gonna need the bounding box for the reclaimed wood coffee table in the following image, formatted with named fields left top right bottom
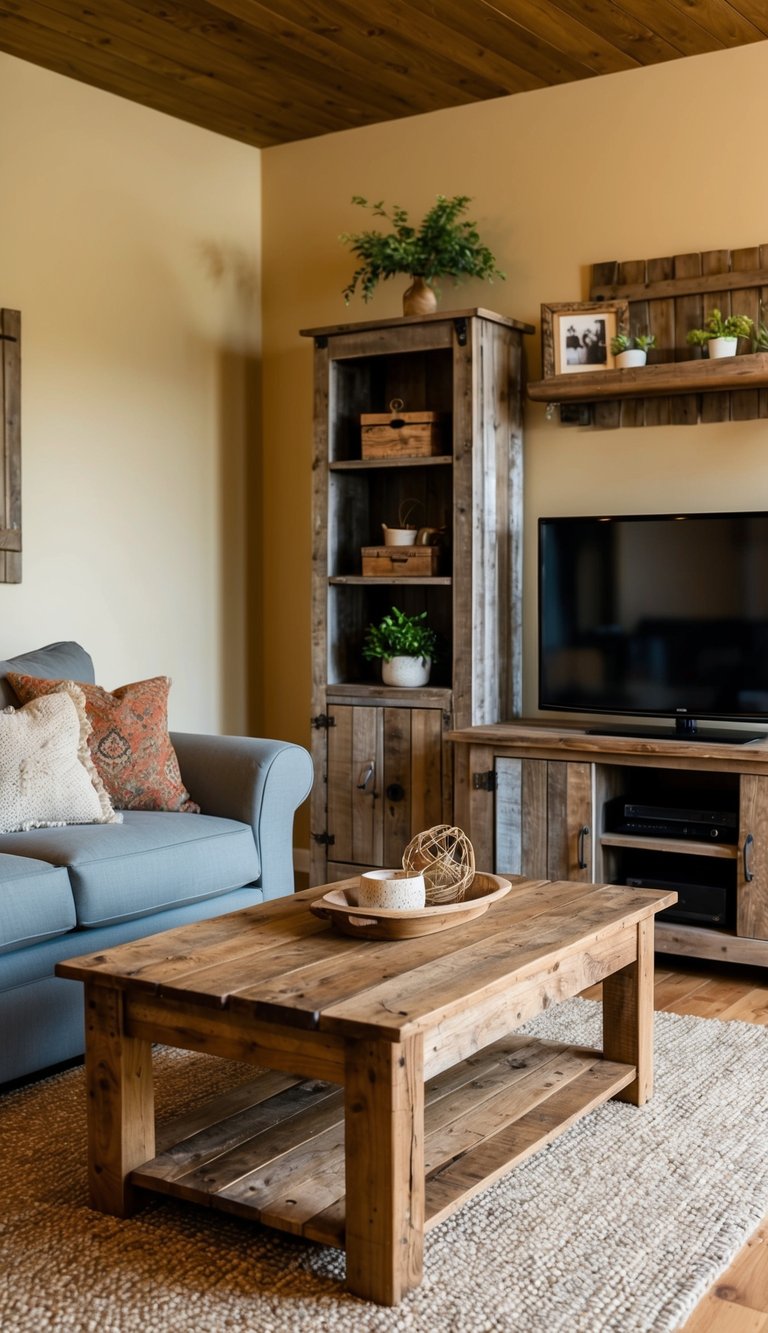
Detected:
left=56, top=876, right=674, bottom=1306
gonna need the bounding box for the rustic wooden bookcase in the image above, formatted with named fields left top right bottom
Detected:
left=450, top=720, right=768, bottom=968
left=302, top=308, right=532, bottom=886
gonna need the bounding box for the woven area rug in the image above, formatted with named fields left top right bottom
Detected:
left=1, top=998, right=767, bottom=1333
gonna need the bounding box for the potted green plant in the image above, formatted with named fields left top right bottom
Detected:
left=340, top=194, right=504, bottom=315
left=610, top=332, right=656, bottom=370
left=752, top=320, right=768, bottom=353
left=686, top=308, right=754, bottom=359
left=362, top=606, right=439, bottom=686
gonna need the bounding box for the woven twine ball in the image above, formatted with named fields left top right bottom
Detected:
left=401, top=824, right=475, bottom=904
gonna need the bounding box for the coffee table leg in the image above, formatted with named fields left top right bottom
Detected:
left=602, top=916, right=655, bottom=1105
left=84, top=982, right=155, bottom=1216
left=344, top=1033, right=425, bottom=1305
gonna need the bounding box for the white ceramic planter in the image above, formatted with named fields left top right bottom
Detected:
left=614, top=348, right=647, bottom=370
left=381, top=525, right=418, bottom=547
left=707, top=336, right=738, bottom=359
left=382, top=655, right=431, bottom=687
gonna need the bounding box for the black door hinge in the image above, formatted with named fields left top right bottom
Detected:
left=472, top=770, right=497, bottom=792
left=311, top=831, right=335, bottom=846
left=454, top=316, right=468, bottom=347
left=311, top=713, right=336, bottom=729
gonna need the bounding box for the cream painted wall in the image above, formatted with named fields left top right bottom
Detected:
left=0, top=55, right=261, bottom=734
left=261, top=41, right=768, bottom=831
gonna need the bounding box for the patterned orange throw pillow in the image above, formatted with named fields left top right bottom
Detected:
left=7, top=674, right=199, bottom=813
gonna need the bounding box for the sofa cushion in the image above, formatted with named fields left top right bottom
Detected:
left=0, top=686, right=120, bottom=834
left=0, top=853, right=76, bottom=953
left=8, top=674, right=199, bottom=814
left=0, top=641, right=94, bottom=710
left=0, top=811, right=260, bottom=926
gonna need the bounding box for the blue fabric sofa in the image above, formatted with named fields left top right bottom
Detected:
left=0, top=641, right=313, bottom=1085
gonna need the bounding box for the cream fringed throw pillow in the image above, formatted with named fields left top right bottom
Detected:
left=0, top=683, right=120, bottom=833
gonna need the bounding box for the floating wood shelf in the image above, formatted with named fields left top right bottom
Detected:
left=536, top=244, right=768, bottom=427
left=528, top=352, right=768, bottom=404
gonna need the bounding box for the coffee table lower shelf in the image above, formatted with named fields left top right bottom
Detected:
left=131, top=1032, right=634, bottom=1247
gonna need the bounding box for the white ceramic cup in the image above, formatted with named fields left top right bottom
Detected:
left=354, top=869, right=426, bottom=911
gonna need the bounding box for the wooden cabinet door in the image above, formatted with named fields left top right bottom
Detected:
left=327, top=704, right=448, bottom=873
left=737, top=773, right=768, bottom=940
left=327, top=705, right=383, bottom=869
left=496, top=758, right=593, bottom=881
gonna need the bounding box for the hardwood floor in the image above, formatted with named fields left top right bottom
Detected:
left=583, top=956, right=768, bottom=1330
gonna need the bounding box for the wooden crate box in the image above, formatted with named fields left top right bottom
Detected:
left=361, top=544, right=441, bottom=576
left=361, top=408, right=444, bottom=459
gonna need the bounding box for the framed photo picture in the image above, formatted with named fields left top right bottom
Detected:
left=541, top=301, right=629, bottom=377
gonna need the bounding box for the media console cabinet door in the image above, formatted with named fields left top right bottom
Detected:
left=496, top=758, right=592, bottom=880
left=737, top=773, right=768, bottom=939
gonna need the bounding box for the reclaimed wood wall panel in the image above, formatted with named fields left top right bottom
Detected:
left=586, top=246, right=768, bottom=427
left=0, top=309, right=21, bottom=584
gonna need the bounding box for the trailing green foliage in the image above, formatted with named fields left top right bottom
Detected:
left=610, top=332, right=656, bottom=355
left=362, top=607, right=439, bottom=664
left=686, top=308, right=754, bottom=346
left=340, top=195, right=504, bottom=304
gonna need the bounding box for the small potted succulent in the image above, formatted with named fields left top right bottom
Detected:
left=686, top=308, right=754, bottom=359
left=752, top=319, right=768, bottom=353
left=610, top=332, right=656, bottom=370
left=363, top=607, right=438, bottom=687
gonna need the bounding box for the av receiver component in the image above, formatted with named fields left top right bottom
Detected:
left=605, top=798, right=737, bottom=843
left=626, top=876, right=730, bottom=926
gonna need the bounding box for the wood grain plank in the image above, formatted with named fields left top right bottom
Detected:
left=522, top=757, right=549, bottom=876
left=344, top=1034, right=425, bottom=1305
left=56, top=890, right=329, bottom=986
left=618, top=0, right=757, bottom=54
left=128, top=994, right=348, bottom=1080
left=620, top=259, right=648, bottom=427
left=644, top=254, right=674, bottom=426
left=144, top=1077, right=336, bottom=1182
left=482, top=0, right=641, bottom=74
left=759, top=242, right=768, bottom=419
left=319, top=889, right=672, bottom=1040
left=84, top=982, right=154, bottom=1217
left=730, top=245, right=762, bottom=420
left=602, top=916, right=655, bottom=1104
left=590, top=260, right=621, bottom=429
left=382, top=706, right=411, bottom=865
left=410, top=707, right=444, bottom=833
left=671, top=251, right=703, bottom=425
left=0, top=309, right=21, bottom=583
left=424, top=1057, right=634, bottom=1227
left=591, top=264, right=768, bottom=303
left=229, top=878, right=601, bottom=1025
left=700, top=248, right=732, bottom=424
left=738, top=774, right=768, bottom=939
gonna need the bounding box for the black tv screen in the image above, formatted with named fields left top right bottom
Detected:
left=538, top=512, right=768, bottom=739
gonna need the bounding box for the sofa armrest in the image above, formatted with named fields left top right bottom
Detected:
left=170, top=733, right=312, bottom=900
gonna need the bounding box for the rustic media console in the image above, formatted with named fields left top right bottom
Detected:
left=451, top=721, right=768, bottom=969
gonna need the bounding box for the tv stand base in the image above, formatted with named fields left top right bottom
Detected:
left=586, top=724, right=767, bottom=745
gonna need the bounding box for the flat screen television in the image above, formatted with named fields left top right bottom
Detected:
left=538, top=511, right=768, bottom=743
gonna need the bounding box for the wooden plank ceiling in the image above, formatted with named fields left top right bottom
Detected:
left=1, top=1, right=767, bottom=148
